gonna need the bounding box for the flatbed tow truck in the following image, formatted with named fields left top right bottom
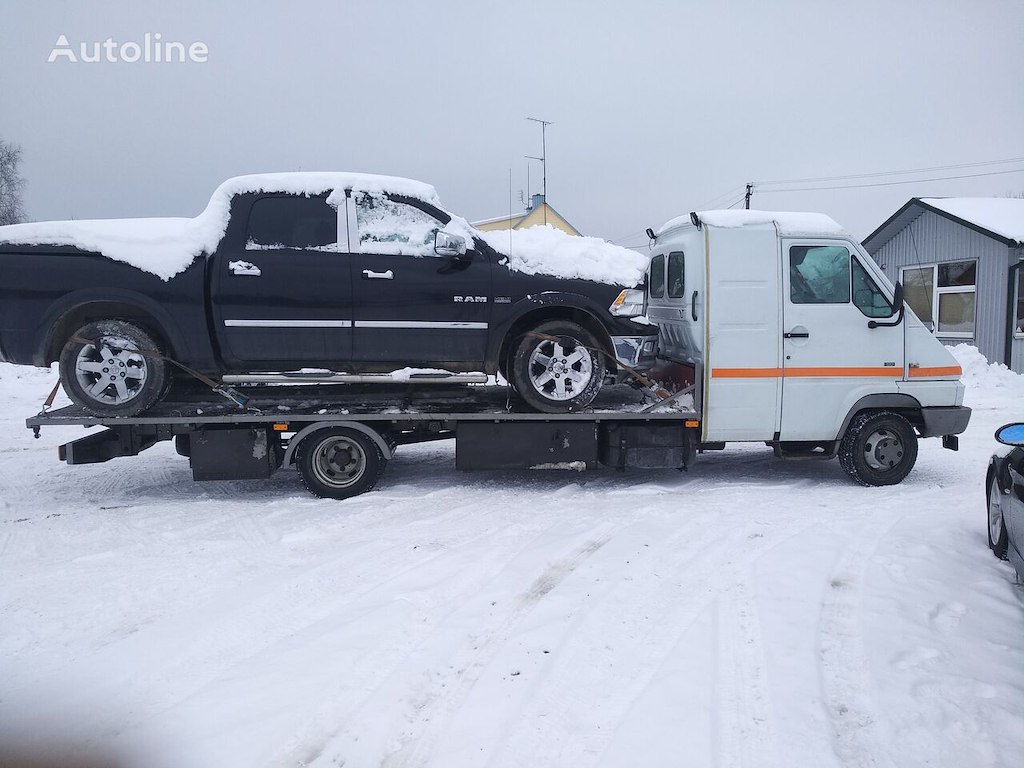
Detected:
left=27, top=380, right=701, bottom=499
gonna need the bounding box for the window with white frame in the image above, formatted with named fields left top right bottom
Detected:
left=1015, top=270, right=1024, bottom=338
left=900, top=261, right=976, bottom=338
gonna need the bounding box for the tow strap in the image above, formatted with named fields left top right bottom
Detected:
left=69, top=334, right=252, bottom=409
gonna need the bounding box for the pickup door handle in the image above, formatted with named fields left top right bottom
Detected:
left=362, top=269, right=394, bottom=280
left=784, top=331, right=810, bottom=339
left=228, top=260, right=261, bottom=276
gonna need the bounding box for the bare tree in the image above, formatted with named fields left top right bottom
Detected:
left=0, top=140, right=26, bottom=225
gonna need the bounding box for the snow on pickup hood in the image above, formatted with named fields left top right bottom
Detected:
left=480, top=225, right=648, bottom=288
left=0, top=173, right=443, bottom=281
left=0, top=172, right=648, bottom=287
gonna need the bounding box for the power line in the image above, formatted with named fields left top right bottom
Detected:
left=756, top=167, right=1024, bottom=193
left=754, top=156, right=1024, bottom=186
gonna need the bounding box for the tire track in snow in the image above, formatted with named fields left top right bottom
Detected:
left=461, top=502, right=814, bottom=768
left=817, top=514, right=901, bottom=768
left=713, top=574, right=781, bottom=768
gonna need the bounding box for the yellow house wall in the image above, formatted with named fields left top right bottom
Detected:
left=474, top=215, right=526, bottom=232
left=515, top=204, right=580, bottom=235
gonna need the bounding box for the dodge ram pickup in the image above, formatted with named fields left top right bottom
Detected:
left=0, top=173, right=656, bottom=416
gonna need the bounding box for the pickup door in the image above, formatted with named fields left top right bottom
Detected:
left=209, top=193, right=354, bottom=370
left=348, top=192, right=492, bottom=366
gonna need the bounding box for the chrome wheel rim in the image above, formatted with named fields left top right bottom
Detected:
left=989, top=475, right=1004, bottom=544
left=527, top=337, right=594, bottom=401
left=311, top=435, right=366, bottom=489
left=863, top=427, right=904, bottom=471
left=74, top=336, right=149, bottom=406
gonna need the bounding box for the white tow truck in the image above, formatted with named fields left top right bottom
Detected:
left=27, top=209, right=970, bottom=496
left=643, top=209, right=970, bottom=485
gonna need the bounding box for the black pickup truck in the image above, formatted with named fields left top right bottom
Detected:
left=0, top=173, right=656, bottom=416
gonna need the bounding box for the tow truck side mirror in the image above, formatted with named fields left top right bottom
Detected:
left=867, top=281, right=905, bottom=329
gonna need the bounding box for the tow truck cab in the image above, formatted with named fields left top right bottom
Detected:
left=646, top=210, right=970, bottom=454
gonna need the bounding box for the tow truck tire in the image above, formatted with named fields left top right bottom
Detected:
left=295, top=427, right=386, bottom=499
left=511, top=320, right=606, bottom=413
left=59, top=320, right=168, bottom=417
left=838, top=410, right=918, bottom=486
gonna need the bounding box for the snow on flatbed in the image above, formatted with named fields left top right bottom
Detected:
left=2, top=347, right=1024, bottom=768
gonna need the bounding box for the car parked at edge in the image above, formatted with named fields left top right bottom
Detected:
left=987, top=422, right=1024, bottom=580
left=0, top=173, right=656, bottom=416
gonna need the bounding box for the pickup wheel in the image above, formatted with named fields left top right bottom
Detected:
left=59, top=320, right=168, bottom=417
left=295, top=427, right=386, bottom=500
left=838, top=411, right=918, bottom=486
left=511, top=320, right=606, bottom=413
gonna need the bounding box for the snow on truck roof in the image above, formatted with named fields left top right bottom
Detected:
left=656, top=209, right=847, bottom=238
left=0, top=172, right=647, bottom=287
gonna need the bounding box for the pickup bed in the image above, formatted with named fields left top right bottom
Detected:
left=0, top=172, right=657, bottom=417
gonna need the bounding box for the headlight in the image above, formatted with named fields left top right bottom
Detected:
left=609, top=288, right=646, bottom=317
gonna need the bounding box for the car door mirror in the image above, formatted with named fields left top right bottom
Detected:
left=435, top=230, right=467, bottom=258
left=996, top=423, right=1024, bottom=446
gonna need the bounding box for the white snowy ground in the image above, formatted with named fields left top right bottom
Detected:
left=2, top=346, right=1023, bottom=768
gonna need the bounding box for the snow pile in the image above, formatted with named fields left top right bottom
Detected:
left=0, top=173, right=441, bottom=281
left=949, top=343, right=1024, bottom=411
left=921, top=198, right=1024, bottom=245
left=657, top=210, right=847, bottom=238
left=481, top=224, right=649, bottom=287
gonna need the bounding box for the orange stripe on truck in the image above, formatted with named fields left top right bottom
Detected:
left=909, top=365, right=961, bottom=377
left=712, top=367, right=896, bottom=378
left=711, top=365, right=962, bottom=379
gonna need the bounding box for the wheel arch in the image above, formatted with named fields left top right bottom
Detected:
left=494, top=302, right=616, bottom=374
left=283, top=421, right=393, bottom=467
left=40, top=293, right=186, bottom=365
left=836, top=394, right=923, bottom=441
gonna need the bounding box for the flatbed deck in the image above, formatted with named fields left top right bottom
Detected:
left=26, top=383, right=698, bottom=429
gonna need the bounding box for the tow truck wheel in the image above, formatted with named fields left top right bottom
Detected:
left=511, top=320, right=606, bottom=413
left=838, top=411, right=918, bottom=486
left=295, top=427, right=386, bottom=499
left=59, top=320, right=168, bottom=417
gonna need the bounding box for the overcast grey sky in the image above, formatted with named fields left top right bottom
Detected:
left=2, top=0, right=1022, bottom=242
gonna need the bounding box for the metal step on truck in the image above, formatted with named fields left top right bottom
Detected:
left=26, top=209, right=972, bottom=497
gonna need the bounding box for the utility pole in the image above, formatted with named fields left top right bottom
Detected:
left=526, top=117, right=552, bottom=224
left=744, top=183, right=753, bottom=209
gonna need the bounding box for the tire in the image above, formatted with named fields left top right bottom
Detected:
left=838, top=410, right=918, bottom=486
left=510, top=320, right=606, bottom=413
left=295, top=427, right=386, bottom=499
left=59, top=320, right=168, bottom=417
left=987, top=469, right=1009, bottom=560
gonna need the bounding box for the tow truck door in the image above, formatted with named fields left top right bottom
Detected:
left=779, top=240, right=903, bottom=441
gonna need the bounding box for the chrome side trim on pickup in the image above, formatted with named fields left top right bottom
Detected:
left=224, top=320, right=353, bottom=328
left=353, top=321, right=488, bottom=329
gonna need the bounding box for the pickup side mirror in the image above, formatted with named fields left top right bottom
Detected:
left=868, top=280, right=905, bottom=329
left=434, top=230, right=467, bottom=258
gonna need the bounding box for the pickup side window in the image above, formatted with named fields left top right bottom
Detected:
left=246, top=194, right=338, bottom=250
left=667, top=251, right=685, bottom=298
left=852, top=258, right=893, bottom=318
left=649, top=254, right=665, bottom=299
left=789, top=245, right=851, bottom=304
left=355, top=192, right=442, bottom=257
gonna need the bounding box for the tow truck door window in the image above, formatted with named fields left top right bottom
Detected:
left=852, top=258, right=893, bottom=318
left=789, top=245, right=850, bottom=304
left=351, top=192, right=492, bottom=364
left=211, top=193, right=353, bottom=368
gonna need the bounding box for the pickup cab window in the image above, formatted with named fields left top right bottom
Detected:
left=245, top=194, right=338, bottom=250
left=789, top=245, right=851, bottom=304
left=355, top=193, right=441, bottom=257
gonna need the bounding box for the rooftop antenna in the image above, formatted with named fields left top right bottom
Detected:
left=526, top=116, right=552, bottom=224
left=508, top=167, right=513, bottom=257
left=525, top=155, right=542, bottom=211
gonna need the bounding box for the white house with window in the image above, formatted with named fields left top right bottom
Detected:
left=862, top=198, right=1024, bottom=372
